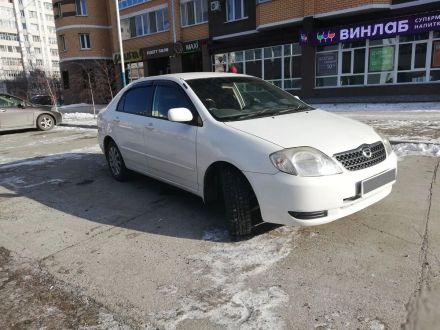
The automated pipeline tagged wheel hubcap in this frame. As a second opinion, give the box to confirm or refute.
[108,146,121,175]
[40,116,52,128]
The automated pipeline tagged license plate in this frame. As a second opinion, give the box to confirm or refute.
[361,169,396,195]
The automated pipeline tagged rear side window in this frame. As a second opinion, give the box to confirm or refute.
[117,85,153,116]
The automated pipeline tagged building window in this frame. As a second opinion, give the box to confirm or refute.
[59,35,67,51]
[54,2,62,18]
[121,7,169,40]
[226,0,247,22]
[315,31,439,87]
[180,0,208,27]
[118,0,149,10]
[62,70,69,89]
[75,0,87,16]
[213,43,301,90]
[79,33,91,49]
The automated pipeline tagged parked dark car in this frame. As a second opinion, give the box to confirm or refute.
[30,95,53,106]
[0,93,62,132]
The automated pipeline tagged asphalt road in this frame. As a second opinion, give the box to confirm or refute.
[0,127,439,330]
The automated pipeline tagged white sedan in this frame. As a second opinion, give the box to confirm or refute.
[98,73,397,236]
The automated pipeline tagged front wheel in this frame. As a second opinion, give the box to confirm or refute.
[221,167,256,237]
[105,141,129,181]
[37,114,54,131]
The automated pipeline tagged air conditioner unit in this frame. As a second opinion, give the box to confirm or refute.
[210,1,221,12]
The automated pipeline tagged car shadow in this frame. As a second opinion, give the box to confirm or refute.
[0,152,279,242]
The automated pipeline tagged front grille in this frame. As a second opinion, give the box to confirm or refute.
[334,141,386,171]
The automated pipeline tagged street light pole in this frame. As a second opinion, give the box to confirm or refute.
[115,0,126,87]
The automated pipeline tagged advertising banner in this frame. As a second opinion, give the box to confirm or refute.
[300,10,440,46]
[316,52,338,76]
[369,46,395,72]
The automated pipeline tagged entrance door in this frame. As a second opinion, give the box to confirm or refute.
[148,57,170,76]
[182,52,203,72]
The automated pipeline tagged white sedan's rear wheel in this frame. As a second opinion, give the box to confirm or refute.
[106,141,129,181]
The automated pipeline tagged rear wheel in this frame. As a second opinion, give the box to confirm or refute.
[37,114,54,131]
[105,141,129,181]
[221,167,256,237]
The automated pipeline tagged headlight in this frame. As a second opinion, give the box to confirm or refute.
[375,130,393,156]
[270,147,342,176]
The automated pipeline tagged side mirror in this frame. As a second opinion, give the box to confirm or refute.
[168,108,193,122]
[18,103,25,108]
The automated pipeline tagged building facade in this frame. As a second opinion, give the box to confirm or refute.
[54,0,114,104]
[209,0,440,102]
[55,0,440,104]
[0,0,60,96]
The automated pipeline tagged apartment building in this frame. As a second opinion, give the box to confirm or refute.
[0,0,59,94]
[109,0,211,84]
[56,0,440,103]
[54,0,114,104]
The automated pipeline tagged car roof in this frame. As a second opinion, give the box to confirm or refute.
[132,72,254,83]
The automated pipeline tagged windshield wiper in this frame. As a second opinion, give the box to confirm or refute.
[274,105,313,115]
[223,109,280,121]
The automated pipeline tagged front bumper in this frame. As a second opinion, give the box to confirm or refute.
[245,152,397,226]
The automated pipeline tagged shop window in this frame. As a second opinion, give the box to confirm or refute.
[398,44,412,70]
[316,77,338,87]
[213,43,301,90]
[399,32,429,42]
[62,71,69,89]
[181,0,208,27]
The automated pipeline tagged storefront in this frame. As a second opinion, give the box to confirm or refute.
[299,7,440,101]
[113,49,144,83]
[142,43,173,76]
[210,27,303,91]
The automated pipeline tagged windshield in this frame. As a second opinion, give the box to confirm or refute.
[186,76,314,122]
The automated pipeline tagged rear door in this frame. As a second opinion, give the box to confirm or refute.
[143,81,199,192]
[111,82,154,172]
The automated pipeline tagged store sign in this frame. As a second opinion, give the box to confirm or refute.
[316,52,338,76]
[301,10,440,46]
[369,46,394,72]
[142,43,173,59]
[113,50,142,64]
[174,40,201,55]
[433,41,440,68]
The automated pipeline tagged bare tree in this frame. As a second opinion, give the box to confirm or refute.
[94,60,116,100]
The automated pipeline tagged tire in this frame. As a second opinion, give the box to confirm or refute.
[105,141,129,181]
[37,114,54,131]
[221,167,255,237]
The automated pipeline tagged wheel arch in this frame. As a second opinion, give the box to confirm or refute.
[203,161,258,205]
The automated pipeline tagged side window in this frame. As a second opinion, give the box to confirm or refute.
[152,85,194,119]
[118,85,153,116]
[116,94,125,112]
[0,95,23,108]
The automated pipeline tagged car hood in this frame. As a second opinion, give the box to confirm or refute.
[224,110,380,156]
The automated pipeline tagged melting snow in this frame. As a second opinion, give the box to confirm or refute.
[149,226,298,329]
[392,143,440,158]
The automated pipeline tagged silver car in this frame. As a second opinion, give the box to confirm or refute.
[0,94,62,132]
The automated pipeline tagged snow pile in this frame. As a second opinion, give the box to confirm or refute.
[62,112,97,127]
[149,226,298,329]
[59,103,91,109]
[392,143,440,157]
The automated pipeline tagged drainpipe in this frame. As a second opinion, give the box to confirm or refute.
[115,0,126,87]
[170,0,176,43]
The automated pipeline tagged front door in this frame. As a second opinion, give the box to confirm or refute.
[0,95,34,129]
[144,81,199,192]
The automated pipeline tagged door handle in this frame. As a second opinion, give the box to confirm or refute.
[0,109,6,112]
[145,123,154,130]
[112,118,120,123]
